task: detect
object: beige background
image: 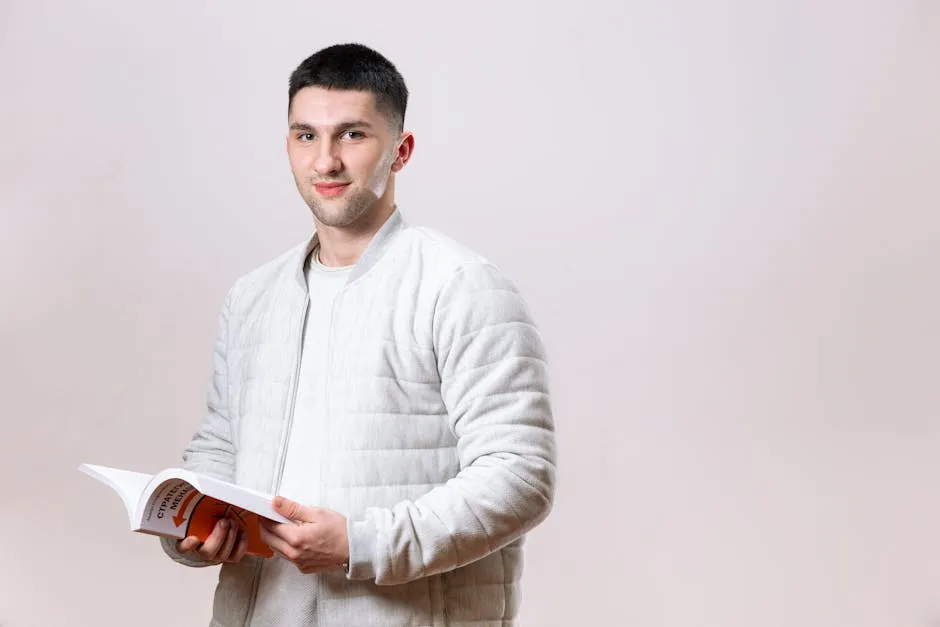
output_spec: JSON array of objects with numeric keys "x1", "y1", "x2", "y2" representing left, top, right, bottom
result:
[{"x1": 2, "y1": 1, "x2": 939, "y2": 626}]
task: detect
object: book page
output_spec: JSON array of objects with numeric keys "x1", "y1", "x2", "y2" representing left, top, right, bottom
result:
[
  {"x1": 78, "y1": 463, "x2": 154, "y2": 528},
  {"x1": 193, "y1": 475, "x2": 290, "y2": 525},
  {"x1": 140, "y1": 479, "x2": 274, "y2": 557}
]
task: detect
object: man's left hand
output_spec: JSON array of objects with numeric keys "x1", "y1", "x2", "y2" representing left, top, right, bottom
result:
[{"x1": 258, "y1": 496, "x2": 350, "y2": 574}]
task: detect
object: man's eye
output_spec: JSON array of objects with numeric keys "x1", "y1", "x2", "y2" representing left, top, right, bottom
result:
[
  {"x1": 343, "y1": 131, "x2": 365, "y2": 140},
  {"x1": 298, "y1": 133, "x2": 314, "y2": 142}
]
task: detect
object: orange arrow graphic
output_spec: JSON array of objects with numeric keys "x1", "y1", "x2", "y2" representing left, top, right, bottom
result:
[{"x1": 173, "y1": 491, "x2": 199, "y2": 527}]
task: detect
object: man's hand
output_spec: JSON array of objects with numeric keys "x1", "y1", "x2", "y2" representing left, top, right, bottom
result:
[
  {"x1": 177, "y1": 518, "x2": 247, "y2": 563},
  {"x1": 258, "y1": 496, "x2": 349, "y2": 574}
]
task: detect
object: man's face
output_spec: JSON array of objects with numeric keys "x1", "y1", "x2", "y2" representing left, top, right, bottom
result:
[{"x1": 287, "y1": 87, "x2": 402, "y2": 228}]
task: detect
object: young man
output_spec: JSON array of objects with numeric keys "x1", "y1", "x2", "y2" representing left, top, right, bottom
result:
[{"x1": 161, "y1": 43, "x2": 556, "y2": 626}]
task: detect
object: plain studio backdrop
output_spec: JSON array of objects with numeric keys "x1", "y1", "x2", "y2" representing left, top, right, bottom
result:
[{"x1": 1, "y1": 1, "x2": 939, "y2": 625}]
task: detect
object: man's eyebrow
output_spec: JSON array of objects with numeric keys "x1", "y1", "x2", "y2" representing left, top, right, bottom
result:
[
  {"x1": 289, "y1": 120, "x2": 374, "y2": 133},
  {"x1": 338, "y1": 120, "x2": 374, "y2": 132}
]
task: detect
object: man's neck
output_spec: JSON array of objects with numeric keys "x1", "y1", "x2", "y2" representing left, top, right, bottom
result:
[{"x1": 315, "y1": 202, "x2": 396, "y2": 268}]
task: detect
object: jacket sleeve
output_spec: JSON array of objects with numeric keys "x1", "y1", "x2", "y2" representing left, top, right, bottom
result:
[
  {"x1": 160, "y1": 290, "x2": 237, "y2": 568},
  {"x1": 346, "y1": 262, "x2": 556, "y2": 585}
]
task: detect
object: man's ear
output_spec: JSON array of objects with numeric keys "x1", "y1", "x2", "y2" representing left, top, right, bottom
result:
[{"x1": 391, "y1": 132, "x2": 415, "y2": 173}]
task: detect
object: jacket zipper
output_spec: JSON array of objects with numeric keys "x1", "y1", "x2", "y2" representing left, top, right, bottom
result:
[
  {"x1": 320, "y1": 292, "x2": 339, "y2": 505},
  {"x1": 242, "y1": 293, "x2": 310, "y2": 627},
  {"x1": 309, "y1": 291, "x2": 340, "y2": 626}
]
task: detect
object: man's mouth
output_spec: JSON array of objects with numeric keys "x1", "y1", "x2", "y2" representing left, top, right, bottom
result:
[{"x1": 314, "y1": 182, "x2": 351, "y2": 198}]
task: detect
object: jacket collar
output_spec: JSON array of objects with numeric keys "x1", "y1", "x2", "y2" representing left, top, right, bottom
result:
[{"x1": 293, "y1": 207, "x2": 406, "y2": 290}]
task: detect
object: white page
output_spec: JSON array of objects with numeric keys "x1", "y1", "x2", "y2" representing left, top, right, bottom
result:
[
  {"x1": 193, "y1": 474, "x2": 291, "y2": 524},
  {"x1": 149, "y1": 468, "x2": 291, "y2": 524},
  {"x1": 78, "y1": 463, "x2": 155, "y2": 528}
]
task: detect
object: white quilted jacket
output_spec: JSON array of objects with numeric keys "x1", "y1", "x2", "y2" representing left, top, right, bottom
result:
[{"x1": 161, "y1": 209, "x2": 557, "y2": 626}]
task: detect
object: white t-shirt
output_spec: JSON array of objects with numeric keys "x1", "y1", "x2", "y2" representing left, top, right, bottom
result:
[{"x1": 277, "y1": 247, "x2": 353, "y2": 506}]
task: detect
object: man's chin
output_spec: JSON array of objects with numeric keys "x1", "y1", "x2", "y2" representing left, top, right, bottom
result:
[
  {"x1": 311, "y1": 198, "x2": 384, "y2": 229},
  {"x1": 312, "y1": 205, "x2": 363, "y2": 229}
]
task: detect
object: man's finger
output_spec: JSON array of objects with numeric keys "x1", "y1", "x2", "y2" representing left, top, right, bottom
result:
[
  {"x1": 259, "y1": 516, "x2": 303, "y2": 545},
  {"x1": 218, "y1": 522, "x2": 239, "y2": 560},
  {"x1": 198, "y1": 519, "x2": 230, "y2": 559},
  {"x1": 178, "y1": 536, "x2": 201, "y2": 553},
  {"x1": 259, "y1": 521, "x2": 297, "y2": 560},
  {"x1": 228, "y1": 530, "x2": 249, "y2": 563},
  {"x1": 273, "y1": 495, "x2": 314, "y2": 523}
]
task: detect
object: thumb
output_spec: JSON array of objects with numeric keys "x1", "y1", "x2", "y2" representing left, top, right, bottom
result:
[{"x1": 273, "y1": 495, "x2": 314, "y2": 522}]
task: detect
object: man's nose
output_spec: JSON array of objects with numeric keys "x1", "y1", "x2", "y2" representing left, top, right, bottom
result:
[{"x1": 313, "y1": 141, "x2": 342, "y2": 177}]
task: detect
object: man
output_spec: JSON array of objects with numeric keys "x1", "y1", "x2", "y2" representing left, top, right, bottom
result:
[{"x1": 161, "y1": 42, "x2": 556, "y2": 626}]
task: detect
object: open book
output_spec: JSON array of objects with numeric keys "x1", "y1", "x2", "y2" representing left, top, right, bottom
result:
[{"x1": 79, "y1": 463, "x2": 290, "y2": 558}]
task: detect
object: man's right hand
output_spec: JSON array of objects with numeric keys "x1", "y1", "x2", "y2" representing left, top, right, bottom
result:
[{"x1": 177, "y1": 518, "x2": 247, "y2": 563}]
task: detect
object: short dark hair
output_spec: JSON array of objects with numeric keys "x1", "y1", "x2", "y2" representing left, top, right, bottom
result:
[{"x1": 288, "y1": 43, "x2": 408, "y2": 132}]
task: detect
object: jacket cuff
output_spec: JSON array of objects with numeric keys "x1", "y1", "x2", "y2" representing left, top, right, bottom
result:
[{"x1": 346, "y1": 516, "x2": 377, "y2": 581}]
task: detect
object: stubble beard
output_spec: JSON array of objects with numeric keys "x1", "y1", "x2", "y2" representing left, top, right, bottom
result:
[
  {"x1": 300, "y1": 151, "x2": 396, "y2": 229},
  {"x1": 304, "y1": 185, "x2": 377, "y2": 228}
]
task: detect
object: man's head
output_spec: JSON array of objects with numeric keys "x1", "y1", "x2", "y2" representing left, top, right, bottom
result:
[{"x1": 286, "y1": 43, "x2": 413, "y2": 229}]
